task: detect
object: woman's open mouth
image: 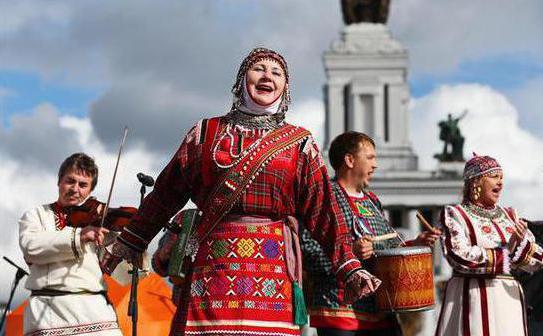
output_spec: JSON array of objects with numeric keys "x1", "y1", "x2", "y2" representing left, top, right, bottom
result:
[
  {"x1": 256, "y1": 84, "x2": 273, "y2": 93},
  {"x1": 491, "y1": 187, "x2": 502, "y2": 196}
]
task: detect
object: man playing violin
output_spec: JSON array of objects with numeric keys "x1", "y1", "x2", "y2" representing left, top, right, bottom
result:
[
  {"x1": 301, "y1": 132, "x2": 441, "y2": 336},
  {"x1": 18, "y1": 153, "x2": 122, "y2": 335}
]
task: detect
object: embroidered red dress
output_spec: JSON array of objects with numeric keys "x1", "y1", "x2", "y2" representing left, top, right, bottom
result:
[{"x1": 119, "y1": 116, "x2": 363, "y2": 336}]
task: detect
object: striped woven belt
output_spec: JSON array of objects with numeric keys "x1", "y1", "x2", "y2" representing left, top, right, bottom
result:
[
  {"x1": 31, "y1": 289, "x2": 106, "y2": 297},
  {"x1": 452, "y1": 272, "x2": 516, "y2": 281}
]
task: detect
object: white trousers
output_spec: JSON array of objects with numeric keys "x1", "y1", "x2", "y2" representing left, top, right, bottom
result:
[{"x1": 24, "y1": 293, "x2": 123, "y2": 336}]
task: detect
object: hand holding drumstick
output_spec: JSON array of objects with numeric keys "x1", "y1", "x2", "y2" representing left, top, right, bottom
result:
[
  {"x1": 353, "y1": 236, "x2": 374, "y2": 260},
  {"x1": 414, "y1": 211, "x2": 442, "y2": 247}
]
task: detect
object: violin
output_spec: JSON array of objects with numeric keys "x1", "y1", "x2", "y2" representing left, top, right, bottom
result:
[{"x1": 66, "y1": 197, "x2": 138, "y2": 232}]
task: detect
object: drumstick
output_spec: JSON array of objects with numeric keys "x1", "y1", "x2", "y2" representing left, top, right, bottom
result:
[
  {"x1": 416, "y1": 211, "x2": 437, "y2": 233},
  {"x1": 371, "y1": 232, "x2": 398, "y2": 242}
]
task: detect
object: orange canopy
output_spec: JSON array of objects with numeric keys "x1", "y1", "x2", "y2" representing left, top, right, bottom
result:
[{"x1": 6, "y1": 273, "x2": 176, "y2": 336}]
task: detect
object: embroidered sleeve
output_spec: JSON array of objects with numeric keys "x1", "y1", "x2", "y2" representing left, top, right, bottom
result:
[
  {"x1": 509, "y1": 229, "x2": 543, "y2": 273},
  {"x1": 19, "y1": 207, "x2": 80, "y2": 264},
  {"x1": 118, "y1": 122, "x2": 200, "y2": 252},
  {"x1": 295, "y1": 136, "x2": 362, "y2": 284},
  {"x1": 500, "y1": 208, "x2": 543, "y2": 273},
  {"x1": 440, "y1": 205, "x2": 510, "y2": 275}
]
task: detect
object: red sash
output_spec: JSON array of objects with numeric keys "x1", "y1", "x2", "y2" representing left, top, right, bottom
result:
[{"x1": 194, "y1": 119, "x2": 311, "y2": 247}]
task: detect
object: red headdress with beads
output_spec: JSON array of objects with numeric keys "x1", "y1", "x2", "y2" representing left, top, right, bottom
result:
[{"x1": 463, "y1": 152, "x2": 502, "y2": 181}]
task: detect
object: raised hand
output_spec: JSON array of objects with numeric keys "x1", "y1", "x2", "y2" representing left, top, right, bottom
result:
[
  {"x1": 353, "y1": 236, "x2": 374, "y2": 260},
  {"x1": 507, "y1": 218, "x2": 528, "y2": 251},
  {"x1": 414, "y1": 229, "x2": 442, "y2": 247},
  {"x1": 81, "y1": 226, "x2": 110, "y2": 246}
]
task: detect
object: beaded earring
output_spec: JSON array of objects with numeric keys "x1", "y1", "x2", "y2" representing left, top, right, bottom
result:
[{"x1": 472, "y1": 184, "x2": 481, "y2": 201}]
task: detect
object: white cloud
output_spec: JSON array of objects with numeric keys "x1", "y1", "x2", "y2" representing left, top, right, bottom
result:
[
  {"x1": 89, "y1": 77, "x2": 228, "y2": 152},
  {"x1": 287, "y1": 99, "x2": 325, "y2": 148},
  {"x1": 390, "y1": 0, "x2": 543, "y2": 75},
  {"x1": 2, "y1": 0, "x2": 541, "y2": 153},
  {"x1": 411, "y1": 83, "x2": 543, "y2": 218},
  {"x1": 0, "y1": 1, "x2": 70, "y2": 34},
  {"x1": 0, "y1": 103, "x2": 82, "y2": 169}
]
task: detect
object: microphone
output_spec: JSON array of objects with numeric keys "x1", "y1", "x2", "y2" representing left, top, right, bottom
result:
[
  {"x1": 137, "y1": 173, "x2": 155, "y2": 187},
  {"x1": 3, "y1": 256, "x2": 29, "y2": 276}
]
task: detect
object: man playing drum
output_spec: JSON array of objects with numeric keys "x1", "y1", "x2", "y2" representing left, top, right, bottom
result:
[{"x1": 301, "y1": 131, "x2": 440, "y2": 336}]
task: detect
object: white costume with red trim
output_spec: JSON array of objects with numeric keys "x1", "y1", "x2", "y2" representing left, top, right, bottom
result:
[
  {"x1": 19, "y1": 204, "x2": 122, "y2": 336},
  {"x1": 435, "y1": 204, "x2": 543, "y2": 336}
]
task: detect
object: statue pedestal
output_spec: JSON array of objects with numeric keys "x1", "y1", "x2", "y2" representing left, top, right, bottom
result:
[
  {"x1": 437, "y1": 161, "x2": 465, "y2": 178},
  {"x1": 332, "y1": 23, "x2": 406, "y2": 55}
]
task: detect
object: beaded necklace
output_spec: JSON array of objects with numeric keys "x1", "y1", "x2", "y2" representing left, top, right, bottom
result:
[
  {"x1": 212, "y1": 124, "x2": 266, "y2": 169},
  {"x1": 464, "y1": 202, "x2": 503, "y2": 221},
  {"x1": 213, "y1": 110, "x2": 286, "y2": 169},
  {"x1": 224, "y1": 109, "x2": 285, "y2": 130}
]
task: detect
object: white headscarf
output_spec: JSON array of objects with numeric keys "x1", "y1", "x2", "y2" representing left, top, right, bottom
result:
[
  {"x1": 230, "y1": 47, "x2": 291, "y2": 115},
  {"x1": 238, "y1": 77, "x2": 283, "y2": 115}
]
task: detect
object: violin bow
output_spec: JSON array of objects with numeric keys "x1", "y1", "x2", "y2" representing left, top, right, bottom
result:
[{"x1": 99, "y1": 126, "x2": 129, "y2": 228}]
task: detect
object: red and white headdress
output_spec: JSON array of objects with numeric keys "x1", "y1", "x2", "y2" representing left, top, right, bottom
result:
[{"x1": 463, "y1": 153, "x2": 502, "y2": 181}]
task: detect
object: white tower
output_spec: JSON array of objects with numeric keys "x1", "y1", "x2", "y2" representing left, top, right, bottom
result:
[{"x1": 323, "y1": 23, "x2": 417, "y2": 171}]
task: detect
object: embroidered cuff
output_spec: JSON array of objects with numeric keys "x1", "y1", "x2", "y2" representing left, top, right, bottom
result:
[
  {"x1": 511, "y1": 239, "x2": 535, "y2": 266},
  {"x1": 335, "y1": 257, "x2": 362, "y2": 282},
  {"x1": 343, "y1": 268, "x2": 382, "y2": 304},
  {"x1": 502, "y1": 248, "x2": 511, "y2": 274},
  {"x1": 485, "y1": 248, "x2": 510, "y2": 274},
  {"x1": 119, "y1": 227, "x2": 150, "y2": 253}
]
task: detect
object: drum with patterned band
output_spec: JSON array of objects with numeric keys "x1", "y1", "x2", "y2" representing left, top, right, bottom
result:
[{"x1": 373, "y1": 246, "x2": 435, "y2": 312}]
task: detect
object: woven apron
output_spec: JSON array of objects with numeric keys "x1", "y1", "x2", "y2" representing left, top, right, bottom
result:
[{"x1": 171, "y1": 216, "x2": 300, "y2": 336}]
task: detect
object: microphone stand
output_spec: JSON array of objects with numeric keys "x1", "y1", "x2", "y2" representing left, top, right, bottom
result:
[
  {"x1": 0, "y1": 257, "x2": 29, "y2": 333},
  {"x1": 127, "y1": 174, "x2": 153, "y2": 336},
  {"x1": 127, "y1": 267, "x2": 140, "y2": 336}
]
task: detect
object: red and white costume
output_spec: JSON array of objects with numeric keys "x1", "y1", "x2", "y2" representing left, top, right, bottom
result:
[
  {"x1": 19, "y1": 204, "x2": 121, "y2": 336},
  {"x1": 436, "y1": 203, "x2": 543, "y2": 336}
]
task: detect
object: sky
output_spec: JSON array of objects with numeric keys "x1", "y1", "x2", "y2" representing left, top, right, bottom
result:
[{"x1": 1, "y1": 0, "x2": 542, "y2": 309}]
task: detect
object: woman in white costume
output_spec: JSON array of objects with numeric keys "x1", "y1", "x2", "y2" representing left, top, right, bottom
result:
[{"x1": 435, "y1": 154, "x2": 543, "y2": 336}]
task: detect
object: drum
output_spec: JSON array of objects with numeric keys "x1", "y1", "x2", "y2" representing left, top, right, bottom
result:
[{"x1": 373, "y1": 246, "x2": 435, "y2": 312}]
